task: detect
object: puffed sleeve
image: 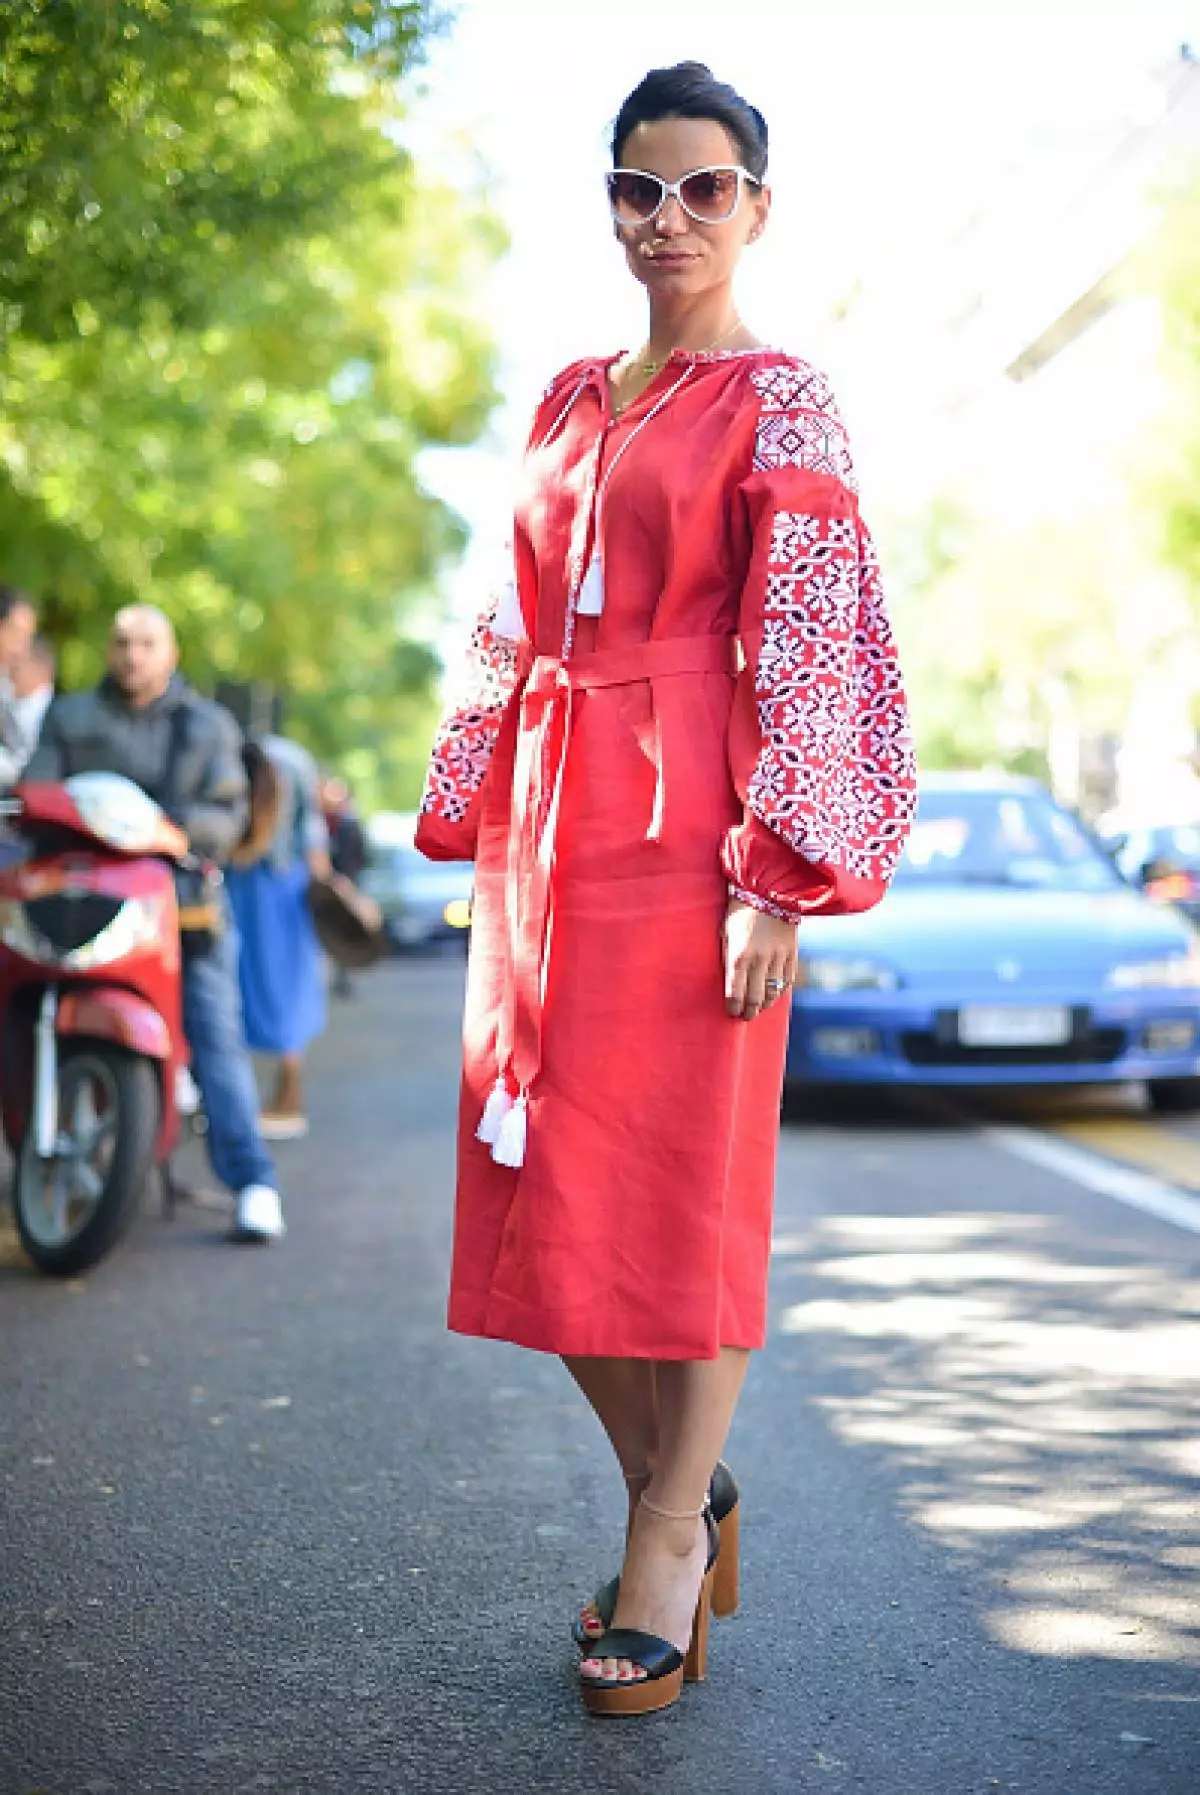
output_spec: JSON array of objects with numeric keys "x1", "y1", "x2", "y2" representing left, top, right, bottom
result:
[
  {"x1": 721, "y1": 360, "x2": 917, "y2": 918},
  {"x1": 414, "y1": 568, "x2": 527, "y2": 862}
]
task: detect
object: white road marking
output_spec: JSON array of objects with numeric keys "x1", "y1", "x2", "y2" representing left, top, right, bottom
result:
[{"x1": 984, "y1": 1125, "x2": 1200, "y2": 1237}]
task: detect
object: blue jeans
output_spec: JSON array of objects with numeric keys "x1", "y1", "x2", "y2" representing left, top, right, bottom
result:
[{"x1": 181, "y1": 922, "x2": 277, "y2": 1194}]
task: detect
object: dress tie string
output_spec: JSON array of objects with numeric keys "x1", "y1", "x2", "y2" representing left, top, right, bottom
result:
[{"x1": 478, "y1": 633, "x2": 739, "y2": 1168}]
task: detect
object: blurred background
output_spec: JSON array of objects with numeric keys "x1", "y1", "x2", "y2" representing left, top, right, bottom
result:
[{"x1": 2, "y1": 0, "x2": 1199, "y2": 828}]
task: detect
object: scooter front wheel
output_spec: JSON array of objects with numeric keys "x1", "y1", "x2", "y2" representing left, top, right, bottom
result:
[{"x1": 14, "y1": 1043, "x2": 160, "y2": 1276}]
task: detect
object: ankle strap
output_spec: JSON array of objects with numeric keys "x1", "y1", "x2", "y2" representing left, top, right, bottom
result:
[
  {"x1": 640, "y1": 1493, "x2": 707, "y2": 1522},
  {"x1": 621, "y1": 1466, "x2": 652, "y2": 1485}
]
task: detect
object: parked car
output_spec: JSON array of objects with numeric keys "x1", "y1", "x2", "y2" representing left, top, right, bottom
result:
[
  {"x1": 1099, "y1": 819, "x2": 1200, "y2": 926},
  {"x1": 360, "y1": 812, "x2": 473, "y2": 952},
  {"x1": 785, "y1": 773, "x2": 1200, "y2": 1112}
]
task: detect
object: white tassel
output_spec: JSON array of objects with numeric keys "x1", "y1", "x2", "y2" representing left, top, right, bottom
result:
[
  {"x1": 476, "y1": 1078, "x2": 513, "y2": 1146},
  {"x1": 492, "y1": 1093, "x2": 528, "y2": 1169}
]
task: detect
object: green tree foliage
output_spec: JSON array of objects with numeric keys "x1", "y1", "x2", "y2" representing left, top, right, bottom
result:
[
  {"x1": 886, "y1": 499, "x2": 1142, "y2": 796},
  {"x1": 1141, "y1": 171, "x2": 1200, "y2": 599},
  {"x1": 0, "y1": 1, "x2": 501, "y2": 807}
]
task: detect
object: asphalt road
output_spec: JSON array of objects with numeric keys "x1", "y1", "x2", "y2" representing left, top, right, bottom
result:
[{"x1": 2, "y1": 957, "x2": 1198, "y2": 1795}]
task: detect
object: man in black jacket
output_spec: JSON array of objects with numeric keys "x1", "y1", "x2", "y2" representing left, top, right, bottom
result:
[{"x1": 27, "y1": 606, "x2": 284, "y2": 1242}]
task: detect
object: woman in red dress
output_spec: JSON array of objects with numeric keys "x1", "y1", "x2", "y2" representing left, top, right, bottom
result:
[{"x1": 417, "y1": 62, "x2": 916, "y2": 1715}]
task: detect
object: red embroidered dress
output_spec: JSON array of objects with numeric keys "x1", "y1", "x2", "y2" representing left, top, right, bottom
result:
[{"x1": 417, "y1": 349, "x2": 916, "y2": 1360}]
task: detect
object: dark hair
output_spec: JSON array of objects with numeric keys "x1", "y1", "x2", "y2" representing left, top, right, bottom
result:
[
  {"x1": 0, "y1": 584, "x2": 33, "y2": 623},
  {"x1": 230, "y1": 738, "x2": 285, "y2": 869},
  {"x1": 611, "y1": 62, "x2": 768, "y2": 182}
]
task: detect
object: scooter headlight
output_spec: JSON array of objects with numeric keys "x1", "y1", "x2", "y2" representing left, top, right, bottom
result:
[{"x1": 0, "y1": 894, "x2": 163, "y2": 969}]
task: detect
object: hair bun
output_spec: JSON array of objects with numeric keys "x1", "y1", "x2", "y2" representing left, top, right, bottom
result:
[{"x1": 611, "y1": 63, "x2": 770, "y2": 182}]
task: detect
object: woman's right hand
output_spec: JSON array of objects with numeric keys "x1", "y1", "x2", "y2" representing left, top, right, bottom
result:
[{"x1": 723, "y1": 897, "x2": 798, "y2": 1020}]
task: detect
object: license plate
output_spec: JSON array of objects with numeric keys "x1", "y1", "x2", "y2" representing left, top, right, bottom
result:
[{"x1": 957, "y1": 1005, "x2": 1072, "y2": 1048}]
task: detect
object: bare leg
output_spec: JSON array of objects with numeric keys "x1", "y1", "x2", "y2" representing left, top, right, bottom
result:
[
  {"x1": 269, "y1": 1053, "x2": 304, "y2": 1117},
  {"x1": 581, "y1": 1347, "x2": 750, "y2": 1685},
  {"x1": 562, "y1": 1355, "x2": 659, "y2": 1491},
  {"x1": 564, "y1": 1355, "x2": 660, "y2": 1640},
  {"x1": 646, "y1": 1350, "x2": 749, "y2": 1511}
]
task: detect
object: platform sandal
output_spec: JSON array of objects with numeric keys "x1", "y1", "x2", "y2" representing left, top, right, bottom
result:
[
  {"x1": 579, "y1": 1502, "x2": 718, "y2": 1718},
  {"x1": 572, "y1": 1460, "x2": 739, "y2": 1650}
]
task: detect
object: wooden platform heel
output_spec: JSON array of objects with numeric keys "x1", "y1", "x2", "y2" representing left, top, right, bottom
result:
[{"x1": 709, "y1": 1460, "x2": 740, "y2": 1619}]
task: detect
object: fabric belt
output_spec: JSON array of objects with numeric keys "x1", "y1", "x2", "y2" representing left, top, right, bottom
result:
[{"x1": 478, "y1": 633, "x2": 739, "y2": 1167}]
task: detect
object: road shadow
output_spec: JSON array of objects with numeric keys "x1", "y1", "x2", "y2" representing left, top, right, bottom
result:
[{"x1": 771, "y1": 1207, "x2": 1200, "y2": 1678}]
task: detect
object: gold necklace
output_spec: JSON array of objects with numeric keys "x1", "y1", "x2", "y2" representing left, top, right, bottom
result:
[{"x1": 632, "y1": 317, "x2": 744, "y2": 379}]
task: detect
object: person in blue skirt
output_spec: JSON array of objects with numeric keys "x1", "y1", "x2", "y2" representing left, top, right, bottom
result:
[{"x1": 225, "y1": 733, "x2": 329, "y2": 1140}]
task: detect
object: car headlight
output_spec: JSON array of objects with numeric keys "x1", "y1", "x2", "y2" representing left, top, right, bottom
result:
[
  {"x1": 1107, "y1": 950, "x2": 1200, "y2": 990},
  {"x1": 797, "y1": 955, "x2": 902, "y2": 994},
  {"x1": 0, "y1": 895, "x2": 163, "y2": 969}
]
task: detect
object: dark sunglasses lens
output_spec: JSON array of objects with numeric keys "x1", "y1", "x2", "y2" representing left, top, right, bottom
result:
[
  {"x1": 679, "y1": 169, "x2": 740, "y2": 220},
  {"x1": 608, "y1": 172, "x2": 663, "y2": 222}
]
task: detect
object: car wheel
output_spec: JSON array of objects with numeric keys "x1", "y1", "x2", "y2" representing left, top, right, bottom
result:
[{"x1": 1147, "y1": 1077, "x2": 1200, "y2": 1115}]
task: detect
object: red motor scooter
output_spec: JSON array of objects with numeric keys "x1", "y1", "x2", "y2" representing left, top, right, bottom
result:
[{"x1": 0, "y1": 773, "x2": 190, "y2": 1274}]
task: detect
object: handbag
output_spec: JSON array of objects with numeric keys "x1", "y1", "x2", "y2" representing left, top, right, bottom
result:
[{"x1": 307, "y1": 870, "x2": 387, "y2": 969}]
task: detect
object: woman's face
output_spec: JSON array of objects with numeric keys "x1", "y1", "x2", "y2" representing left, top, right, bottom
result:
[{"x1": 612, "y1": 116, "x2": 770, "y2": 302}]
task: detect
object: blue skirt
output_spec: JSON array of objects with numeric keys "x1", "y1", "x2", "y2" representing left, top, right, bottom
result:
[{"x1": 225, "y1": 860, "x2": 327, "y2": 1055}]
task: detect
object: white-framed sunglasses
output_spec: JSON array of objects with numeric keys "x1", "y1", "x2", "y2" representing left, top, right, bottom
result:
[{"x1": 606, "y1": 164, "x2": 761, "y2": 228}]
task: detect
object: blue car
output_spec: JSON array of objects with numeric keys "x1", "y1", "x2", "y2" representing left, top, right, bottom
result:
[
  {"x1": 786, "y1": 773, "x2": 1200, "y2": 1112},
  {"x1": 361, "y1": 812, "x2": 473, "y2": 952}
]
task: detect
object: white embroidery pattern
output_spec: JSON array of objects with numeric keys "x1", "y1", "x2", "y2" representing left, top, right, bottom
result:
[
  {"x1": 727, "y1": 882, "x2": 798, "y2": 923},
  {"x1": 750, "y1": 361, "x2": 858, "y2": 492},
  {"x1": 748, "y1": 506, "x2": 916, "y2": 885}
]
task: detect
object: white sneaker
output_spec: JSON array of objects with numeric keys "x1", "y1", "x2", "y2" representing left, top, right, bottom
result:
[
  {"x1": 258, "y1": 1111, "x2": 310, "y2": 1142},
  {"x1": 233, "y1": 1184, "x2": 286, "y2": 1243},
  {"x1": 175, "y1": 1065, "x2": 202, "y2": 1117}
]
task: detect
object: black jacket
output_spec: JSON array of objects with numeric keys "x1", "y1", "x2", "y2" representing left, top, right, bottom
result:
[{"x1": 25, "y1": 674, "x2": 248, "y2": 863}]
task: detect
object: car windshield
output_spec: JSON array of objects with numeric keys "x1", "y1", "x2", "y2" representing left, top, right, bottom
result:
[
  {"x1": 362, "y1": 842, "x2": 471, "y2": 898},
  {"x1": 365, "y1": 844, "x2": 420, "y2": 880},
  {"x1": 893, "y1": 789, "x2": 1123, "y2": 893}
]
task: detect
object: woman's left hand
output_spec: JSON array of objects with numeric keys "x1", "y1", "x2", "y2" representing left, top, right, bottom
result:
[{"x1": 723, "y1": 897, "x2": 798, "y2": 1021}]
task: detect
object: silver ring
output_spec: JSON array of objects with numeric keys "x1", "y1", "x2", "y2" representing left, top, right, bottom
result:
[{"x1": 765, "y1": 979, "x2": 786, "y2": 994}]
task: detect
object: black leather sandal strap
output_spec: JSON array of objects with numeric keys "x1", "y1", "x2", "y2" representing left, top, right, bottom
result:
[
  {"x1": 592, "y1": 1574, "x2": 618, "y2": 1621},
  {"x1": 711, "y1": 1459, "x2": 739, "y2": 1524},
  {"x1": 704, "y1": 1507, "x2": 720, "y2": 1573},
  {"x1": 571, "y1": 1575, "x2": 619, "y2": 1647},
  {"x1": 580, "y1": 1629, "x2": 683, "y2": 1681}
]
